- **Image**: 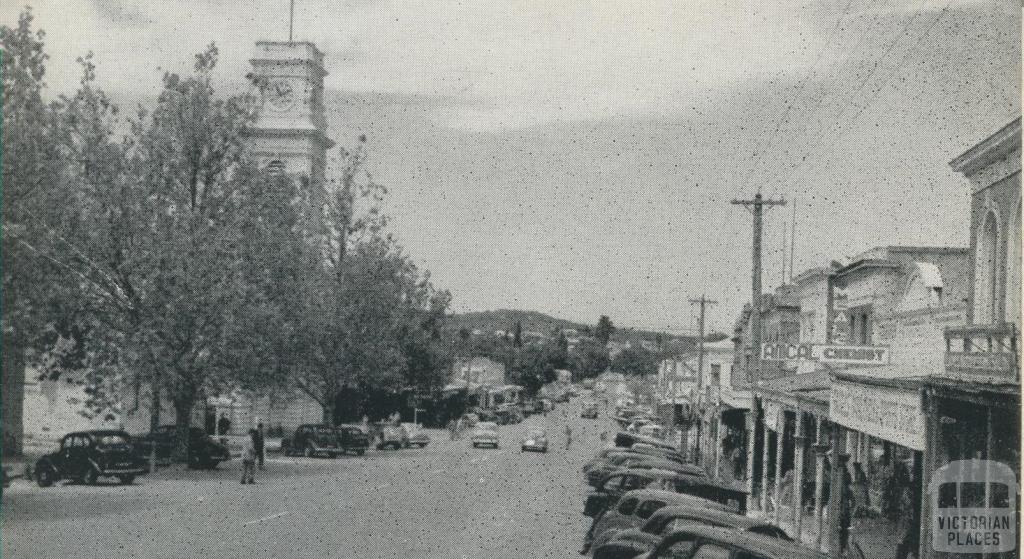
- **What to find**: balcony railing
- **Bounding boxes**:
[943,323,1020,384]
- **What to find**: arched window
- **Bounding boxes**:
[266,160,286,175]
[1006,201,1022,325]
[974,210,1000,324]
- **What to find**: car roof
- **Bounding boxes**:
[645,504,766,528]
[617,489,731,510]
[655,525,825,559]
[607,468,743,491]
[68,430,129,437]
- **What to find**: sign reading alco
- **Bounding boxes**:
[761,343,890,365]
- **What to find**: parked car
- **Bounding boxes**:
[336,424,371,454]
[614,431,676,451]
[35,430,148,487]
[282,424,345,458]
[586,454,704,487]
[642,524,825,559]
[460,413,480,428]
[584,468,747,517]
[520,427,548,453]
[402,424,430,448]
[584,490,732,554]
[376,425,410,450]
[471,421,500,448]
[581,402,599,419]
[494,404,523,425]
[134,426,231,469]
[593,506,789,559]
[637,424,666,440]
[586,446,689,468]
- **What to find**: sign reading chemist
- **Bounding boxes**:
[761,343,890,365]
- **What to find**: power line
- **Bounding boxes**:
[773,0,951,191]
[739,0,857,188]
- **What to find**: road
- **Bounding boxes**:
[2,399,611,559]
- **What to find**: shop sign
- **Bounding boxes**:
[761,343,890,365]
[829,379,924,450]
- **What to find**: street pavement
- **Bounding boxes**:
[2,398,611,559]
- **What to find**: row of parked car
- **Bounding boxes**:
[577,431,828,559]
[24,420,433,490]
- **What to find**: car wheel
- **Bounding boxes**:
[84,467,99,485]
[36,465,55,488]
[472,442,478,448]
[118,474,135,485]
[304,446,315,458]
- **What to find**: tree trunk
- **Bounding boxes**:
[322,396,336,426]
[171,396,195,464]
[2,335,26,457]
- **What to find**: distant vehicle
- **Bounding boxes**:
[402,424,430,448]
[493,404,523,425]
[541,399,554,412]
[636,424,666,440]
[520,428,548,453]
[581,402,599,419]
[584,490,732,554]
[460,413,480,428]
[471,422,500,448]
[643,524,824,559]
[336,424,371,454]
[554,392,571,403]
[582,379,596,390]
[592,503,790,559]
[376,425,410,450]
[134,425,231,469]
[585,447,689,472]
[614,431,676,451]
[35,430,148,487]
[283,424,346,458]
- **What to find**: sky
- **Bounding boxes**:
[2,0,1020,335]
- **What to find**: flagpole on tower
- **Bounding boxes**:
[289,0,295,43]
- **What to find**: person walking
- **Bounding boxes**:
[254,421,266,470]
[241,429,257,485]
[893,463,919,559]
[564,424,573,450]
[455,416,464,439]
[447,419,457,441]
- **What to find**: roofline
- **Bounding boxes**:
[950,117,1022,175]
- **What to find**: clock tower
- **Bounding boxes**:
[248,41,334,186]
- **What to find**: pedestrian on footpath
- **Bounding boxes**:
[564,424,573,449]
[455,416,464,439]
[447,419,457,440]
[255,421,266,470]
[241,429,257,485]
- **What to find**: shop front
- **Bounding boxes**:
[829,372,927,559]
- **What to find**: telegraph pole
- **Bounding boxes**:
[731,193,786,382]
[688,295,718,389]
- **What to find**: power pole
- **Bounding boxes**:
[731,193,786,383]
[688,295,719,390]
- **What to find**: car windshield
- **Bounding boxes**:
[96,434,130,446]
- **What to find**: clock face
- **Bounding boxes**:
[266,79,295,111]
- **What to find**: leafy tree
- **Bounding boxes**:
[594,315,616,344]
[512,321,523,348]
[571,338,610,380]
[612,347,658,378]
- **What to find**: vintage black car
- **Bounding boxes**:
[35,430,148,487]
[646,524,826,559]
[282,424,347,457]
[134,426,231,469]
[336,424,371,454]
[584,468,748,517]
